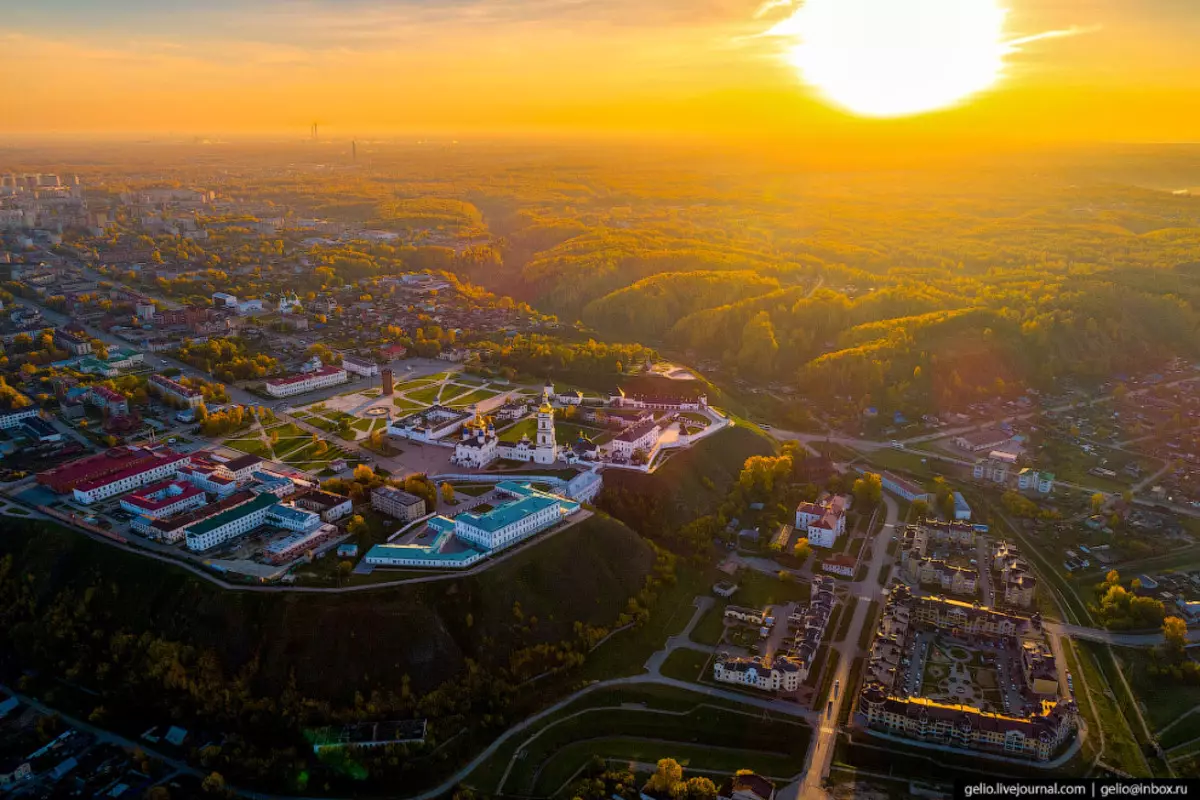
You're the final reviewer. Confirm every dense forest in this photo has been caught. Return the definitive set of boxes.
[160,143,1200,415]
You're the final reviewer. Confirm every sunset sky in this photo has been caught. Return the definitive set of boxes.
[2,0,1198,141]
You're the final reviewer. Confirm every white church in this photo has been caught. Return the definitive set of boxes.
[453,384,559,469]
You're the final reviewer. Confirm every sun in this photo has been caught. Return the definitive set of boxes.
[780,0,1010,118]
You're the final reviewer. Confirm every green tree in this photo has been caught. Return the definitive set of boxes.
[684,777,718,800]
[737,311,779,377]
[853,472,883,508]
[645,759,684,796]
[1163,616,1188,660]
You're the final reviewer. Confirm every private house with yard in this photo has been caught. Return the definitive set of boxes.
[795,493,849,547]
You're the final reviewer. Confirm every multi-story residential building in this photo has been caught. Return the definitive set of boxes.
[822,554,856,577]
[53,328,92,356]
[795,494,849,547]
[85,385,129,417]
[713,656,803,692]
[0,403,38,429]
[293,489,353,522]
[264,363,348,398]
[149,374,205,408]
[119,479,206,520]
[724,606,768,625]
[38,446,190,503]
[974,457,1011,484]
[1017,468,1055,494]
[371,485,427,521]
[905,558,978,596]
[858,689,1076,761]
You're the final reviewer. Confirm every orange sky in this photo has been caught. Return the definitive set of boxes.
[1,0,1198,141]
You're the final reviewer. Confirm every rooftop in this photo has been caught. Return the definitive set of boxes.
[185,492,277,537]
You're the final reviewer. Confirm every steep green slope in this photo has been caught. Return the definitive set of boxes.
[599,424,774,533]
[0,514,654,698]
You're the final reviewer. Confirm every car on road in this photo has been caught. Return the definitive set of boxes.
[826,700,833,718]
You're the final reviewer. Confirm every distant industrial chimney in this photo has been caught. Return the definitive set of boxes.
[352,140,357,161]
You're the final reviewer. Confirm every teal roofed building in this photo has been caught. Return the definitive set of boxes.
[364,482,582,569]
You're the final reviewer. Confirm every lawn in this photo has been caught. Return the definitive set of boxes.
[500,699,811,796]
[350,418,373,432]
[1074,641,1152,776]
[224,435,271,457]
[532,738,802,797]
[498,417,538,443]
[859,446,940,479]
[1114,646,1200,736]
[857,601,880,650]
[734,571,812,608]
[405,384,447,405]
[660,648,711,683]
[833,599,857,642]
[691,604,728,646]
[393,399,426,414]
[445,387,501,407]
[580,565,718,681]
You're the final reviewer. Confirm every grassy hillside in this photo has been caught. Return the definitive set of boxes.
[600,424,774,532]
[0,514,654,698]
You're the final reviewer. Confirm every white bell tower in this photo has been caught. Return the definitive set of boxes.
[534,385,557,464]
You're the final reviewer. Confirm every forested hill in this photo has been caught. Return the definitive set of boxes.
[203,145,1200,409]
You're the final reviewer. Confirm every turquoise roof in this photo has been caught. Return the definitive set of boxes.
[456,495,561,533]
[365,527,481,563]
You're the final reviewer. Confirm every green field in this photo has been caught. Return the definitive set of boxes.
[691,603,728,646]
[445,387,501,407]
[495,695,811,796]
[405,383,446,405]
[734,570,812,608]
[660,648,711,683]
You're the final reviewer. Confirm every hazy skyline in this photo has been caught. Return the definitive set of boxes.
[2,0,1199,141]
